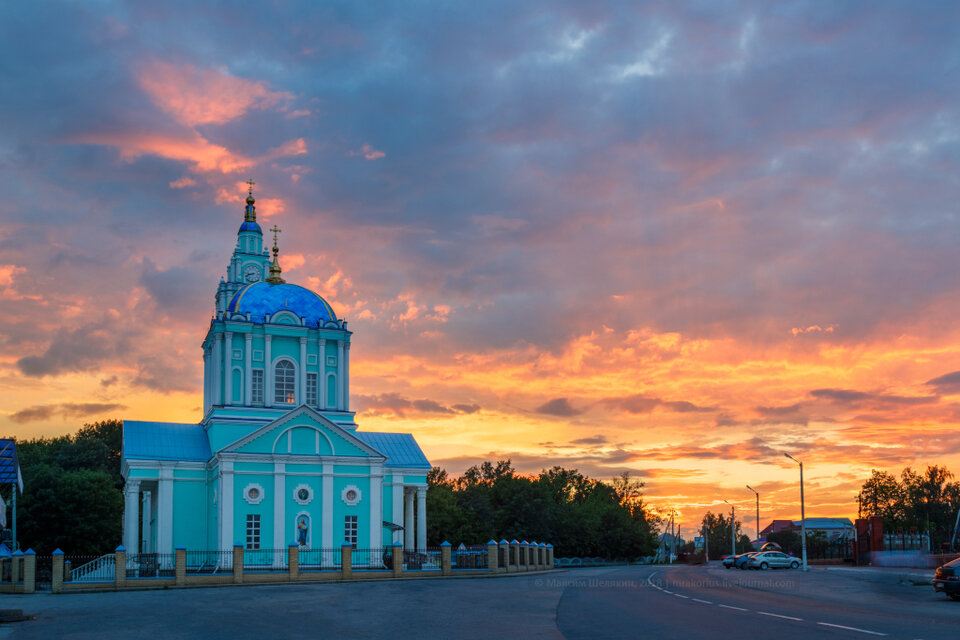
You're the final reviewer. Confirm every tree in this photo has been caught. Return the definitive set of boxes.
[700,511,750,559]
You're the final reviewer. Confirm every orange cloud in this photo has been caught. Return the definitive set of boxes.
[168,176,197,189]
[138,61,294,127]
[77,130,253,173]
[349,143,386,160]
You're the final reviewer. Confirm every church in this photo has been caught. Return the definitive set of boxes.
[120,186,431,556]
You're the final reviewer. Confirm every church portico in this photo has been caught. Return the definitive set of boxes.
[121,186,430,557]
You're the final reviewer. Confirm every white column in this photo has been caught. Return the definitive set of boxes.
[213,334,223,406]
[392,475,403,545]
[336,340,344,411]
[322,464,333,550]
[219,461,234,551]
[299,337,307,406]
[141,490,152,553]
[416,487,427,551]
[404,489,414,550]
[123,479,140,554]
[264,334,273,408]
[203,349,210,412]
[343,341,350,411]
[318,338,327,409]
[369,467,382,551]
[245,333,252,407]
[157,468,174,554]
[224,331,233,405]
[274,462,286,547]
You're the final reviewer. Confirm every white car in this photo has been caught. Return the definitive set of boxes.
[747,551,800,570]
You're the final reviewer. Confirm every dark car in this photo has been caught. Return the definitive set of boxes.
[932,557,960,600]
[721,555,736,569]
[734,552,759,569]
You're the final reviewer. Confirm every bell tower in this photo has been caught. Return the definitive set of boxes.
[215,179,272,316]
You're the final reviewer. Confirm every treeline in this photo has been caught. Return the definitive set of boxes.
[857,464,960,548]
[426,461,660,558]
[679,511,753,560]
[7,420,123,555]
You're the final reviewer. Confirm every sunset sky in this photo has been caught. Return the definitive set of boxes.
[2,2,960,539]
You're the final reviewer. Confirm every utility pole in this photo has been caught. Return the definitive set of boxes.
[723,499,736,557]
[746,485,760,549]
[784,453,808,571]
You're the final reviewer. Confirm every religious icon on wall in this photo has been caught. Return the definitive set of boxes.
[298,516,309,546]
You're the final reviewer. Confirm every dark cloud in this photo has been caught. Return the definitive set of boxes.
[603,394,715,415]
[16,317,134,377]
[10,402,126,424]
[925,370,960,393]
[810,388,939,406]
[355,393,480,417]
[569,435,608,446]
[535,397,581,417]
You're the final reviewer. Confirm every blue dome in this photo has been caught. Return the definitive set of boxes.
[239,220,262,233]
[227,282,337,326]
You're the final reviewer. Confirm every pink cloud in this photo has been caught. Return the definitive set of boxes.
[77,130,253,173]
[168,176,197,189]
[349,143,385,160]
[138,61,294,127]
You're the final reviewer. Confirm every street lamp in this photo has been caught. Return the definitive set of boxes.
[722,499,736,558]
[746,485,760,549]
[784,452,807,571]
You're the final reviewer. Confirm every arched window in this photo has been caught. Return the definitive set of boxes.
[275,360,296,404]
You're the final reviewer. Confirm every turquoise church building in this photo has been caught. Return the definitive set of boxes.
[120,188,431,556]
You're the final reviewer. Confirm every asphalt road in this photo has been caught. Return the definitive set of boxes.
[2,564,958,639]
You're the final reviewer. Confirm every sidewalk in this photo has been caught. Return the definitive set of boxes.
[817,565,934,584]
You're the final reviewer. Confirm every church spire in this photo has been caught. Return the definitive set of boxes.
[244,178,257,222]
[266,224,285,284]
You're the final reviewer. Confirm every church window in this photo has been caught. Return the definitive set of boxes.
[306,372,318,407]
[275,360,296,404]
[246,514,261,550]
[252,369,264,405]
[344,515,358,548]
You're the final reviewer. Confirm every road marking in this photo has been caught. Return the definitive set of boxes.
[662,590,673,595]
[674,594,689,599]
[718,605,748,611]
[817,623,887,636]
[692,598,713,604]
[758,612,803,621]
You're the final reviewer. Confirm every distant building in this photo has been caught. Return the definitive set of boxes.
[760,517,854,541]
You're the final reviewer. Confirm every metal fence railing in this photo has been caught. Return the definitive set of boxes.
[126,553,176,578]
[299,548,342,571]
[350,548,389,570]
[453,546,488,570]
[185,550,233,574]
[70,554,115,582]
[242,549,289,572]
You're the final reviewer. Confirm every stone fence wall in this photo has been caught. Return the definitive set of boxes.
[0,539,555,594]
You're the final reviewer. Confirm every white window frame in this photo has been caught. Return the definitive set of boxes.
[246,514,261,550]
[251,369,264,405]
[344,515,358,549]
[274,358,297,405]
[306,372,318,407]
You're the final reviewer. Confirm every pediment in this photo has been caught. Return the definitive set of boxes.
[220,405,385,459]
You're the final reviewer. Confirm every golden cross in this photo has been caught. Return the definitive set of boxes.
[270,225,282,247]
[246,178,256,195]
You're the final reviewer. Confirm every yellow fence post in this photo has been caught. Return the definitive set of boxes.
[288,544,299,581]
[440,541,452,575]
[392,542,403,578]
[341,543,353,580]
[233,545,244,584]
[487,540,498,572]
[22,549,36,594]
[52,549,64,594]
[114,546,127,588]
[175,548,186,586]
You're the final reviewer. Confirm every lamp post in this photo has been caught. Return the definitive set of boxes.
[784,452,807,571]
[722,499,736,558]
[746,485,760,549]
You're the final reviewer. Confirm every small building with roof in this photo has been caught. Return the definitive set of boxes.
[121,185,431,556]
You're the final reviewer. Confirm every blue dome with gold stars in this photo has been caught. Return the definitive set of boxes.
[227,282,337,326]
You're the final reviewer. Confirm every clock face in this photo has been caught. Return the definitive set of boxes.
[243,265,261,282]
